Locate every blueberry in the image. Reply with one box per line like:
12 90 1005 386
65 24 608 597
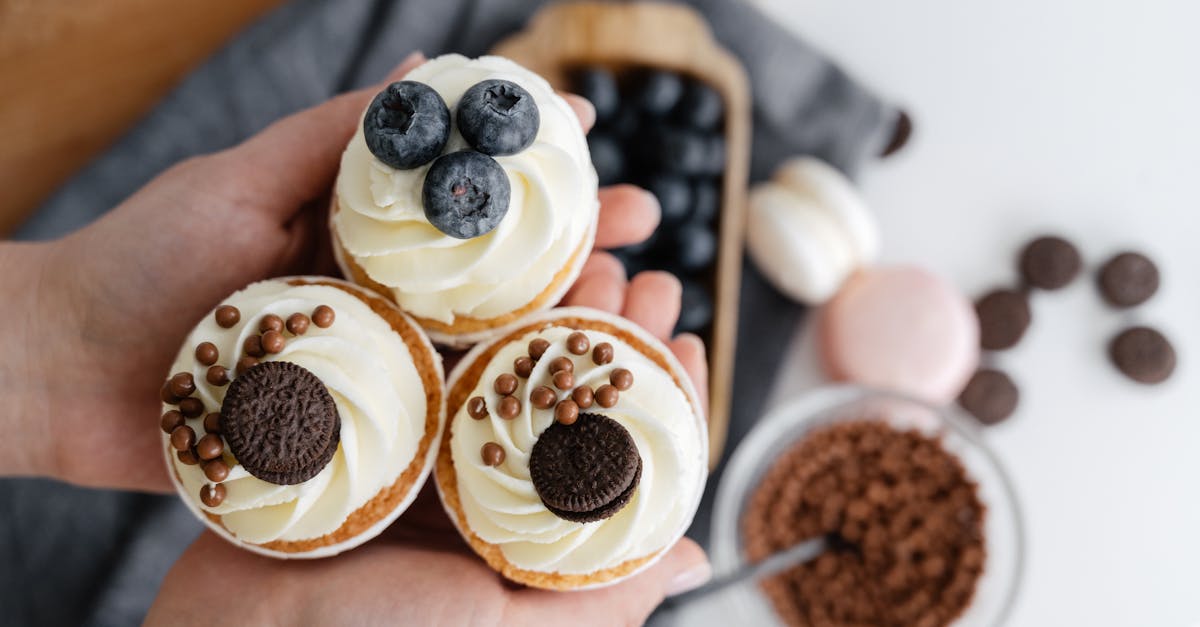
674 81 723 130
575 67 620 123
605 106 642 140
702 134 726 175
672 222 717 272
422 151 510 239
635 71 684 117
645 175 692 224
587 133 625 186
691 181 720 224
457 79 540 156
363 81 451 170
675 279 714 335
650 126 708 175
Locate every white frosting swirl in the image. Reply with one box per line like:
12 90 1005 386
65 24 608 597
166 280 429 544
333 54 598 324
450 327 705 575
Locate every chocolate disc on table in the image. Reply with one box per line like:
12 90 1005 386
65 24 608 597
220 361 341 485
529 413 642 523
1098 251 1159 308
1019 235 1081 290
958 368 1019 425
1109 326 1176 384
975 289 1031 350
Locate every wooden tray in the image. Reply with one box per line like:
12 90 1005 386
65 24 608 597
494 2 750 468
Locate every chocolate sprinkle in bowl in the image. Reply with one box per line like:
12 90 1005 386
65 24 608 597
710 386 1024 626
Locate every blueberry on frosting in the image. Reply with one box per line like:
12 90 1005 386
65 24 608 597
363 81 451 169
456 79 540 156
422 150 511 239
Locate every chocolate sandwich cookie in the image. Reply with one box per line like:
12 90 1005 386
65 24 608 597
1020 235 1081 290
958 368 1020 425
1098 251 1159 308
530 413 642 523
221 360 341 485
1109 326 1176 384
975 289 1031 350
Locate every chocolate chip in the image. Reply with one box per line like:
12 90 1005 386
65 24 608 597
530 413 642 523
200 483 226 507
261 330 286 354
221 361 340 485
170 425 196 451
566 331 590 355
286 313 311 335
215 305 240 328
1110 326 1176 384
1098 251 1159 308
553 370 574 390
595 384 619 408
203 412 222 434
975 289 1031 350
259 314 284 333
203 459 230 482
467 396 489 420
481 442 506 466
572 386 594 409
161 410 184 434
312 305 335 328
548 356 573 375
494 373 518 396
592 342 614 365
880 109 914 158
195 342 219 366
243 335 265 358
196 434 224 461
528 338 551 361
168 372 196 398
235 356 258 376
555 400 579 425
514 356 534 378
530 386 557 410
178 398 204 419
206 365 229 386
177 449 200 465
160 382 181 404
609 368 634 391
1020 235 1081 290
498 396 521 420
958 369 1019 425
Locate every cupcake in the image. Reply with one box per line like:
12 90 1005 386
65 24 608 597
435 307 708 589
158 277 444 558
331 54 599 347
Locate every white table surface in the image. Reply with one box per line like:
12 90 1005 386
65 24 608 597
710 1 1200 625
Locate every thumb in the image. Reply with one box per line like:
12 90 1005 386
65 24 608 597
505 538 711 626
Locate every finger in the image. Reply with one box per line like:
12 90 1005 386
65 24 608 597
559 93 596 133
669 333 709 416
561 252 627 313
622 271 682 340
505 539 710 626
595 185 660 249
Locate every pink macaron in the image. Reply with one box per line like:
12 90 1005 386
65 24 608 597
819 266 980 404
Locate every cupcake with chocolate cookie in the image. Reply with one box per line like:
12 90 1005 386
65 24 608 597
331 54 599 347
159 277 444 558
435 307 707 589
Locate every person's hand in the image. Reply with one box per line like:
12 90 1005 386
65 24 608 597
1 52 666 492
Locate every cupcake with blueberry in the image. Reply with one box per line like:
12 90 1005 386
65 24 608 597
435 307 708 589
331 54 599 347
159 277 444 558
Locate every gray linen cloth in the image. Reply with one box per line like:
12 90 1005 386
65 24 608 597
3 1 894 624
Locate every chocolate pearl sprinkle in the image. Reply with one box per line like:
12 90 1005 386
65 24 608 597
215 305 240 328
566 331 590 355
481 442 506 467
160 382 181 404
595 384 619 408
168 372 196 398
494 373 518 396
529 338 551 361
312 305 335 328
259 314 284 333
177 448 200 466
160 410 185 434
195 342 219 366
286 313 310 335
203 459 230 482
592 342 614 365
261 330 286 354
178 397 205 419
530 386 557 410
196 434 224 461
203 412 222 434
243 335 265 358
610 368 634 391
206 365 229 386
514 356 534 378
498 396 521 420
236 356 258 376
572 386 594 409
548 356 574 375
467 396 489 420
555 400 579 425
553 370 574 391
200 483 226 508
170 425 196 451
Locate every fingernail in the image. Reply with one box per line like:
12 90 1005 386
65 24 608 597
666 560 712 596
564 94 596 130
637 187 662 222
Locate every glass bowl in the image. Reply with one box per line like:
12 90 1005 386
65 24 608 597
710 385 1024 626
